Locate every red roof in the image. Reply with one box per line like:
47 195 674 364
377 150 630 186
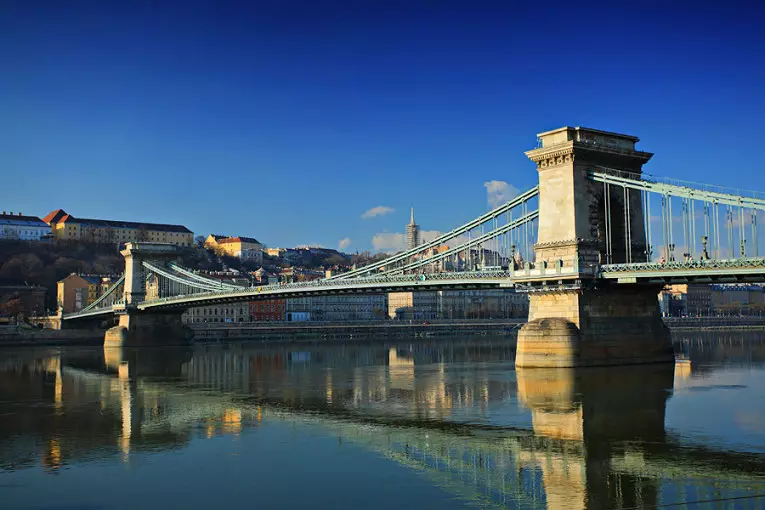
43 209 69 224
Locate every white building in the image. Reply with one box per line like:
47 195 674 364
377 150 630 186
0 212 51 241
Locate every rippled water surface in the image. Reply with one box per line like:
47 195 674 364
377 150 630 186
1 333 764 509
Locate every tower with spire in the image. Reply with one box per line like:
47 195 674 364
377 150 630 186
406 207 420 250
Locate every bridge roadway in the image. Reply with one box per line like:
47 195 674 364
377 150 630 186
64 256 765 323
13 344 762 510
601 257 765 283
64 268 586 321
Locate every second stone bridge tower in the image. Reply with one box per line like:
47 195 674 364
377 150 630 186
516 127 673 368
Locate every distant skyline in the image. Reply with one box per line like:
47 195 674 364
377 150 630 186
3 1 764 252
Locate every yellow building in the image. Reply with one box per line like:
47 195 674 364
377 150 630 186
204 234 263 263
57 274 121 313
44 209 193 246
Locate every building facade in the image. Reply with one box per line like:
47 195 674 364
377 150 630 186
438 289 529 319
249 299 287 321
287 294 388 321
183 303 251 324
711 284 765 315
205 235 263 263
388 291 438 320
0 212 51 241
44 209 193 246
658 284 712 317
658 284 765 316
388 289 528 320
57 274 121 313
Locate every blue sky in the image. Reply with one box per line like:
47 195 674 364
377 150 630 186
2 1 764 252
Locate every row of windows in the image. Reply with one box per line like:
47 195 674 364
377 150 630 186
192 307 248 316
252 303 284 312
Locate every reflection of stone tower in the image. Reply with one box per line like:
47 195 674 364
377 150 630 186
515 364 674 510
406 208 419 250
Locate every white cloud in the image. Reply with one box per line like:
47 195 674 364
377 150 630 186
361 206 395 219
420 230 443 244
338 237 352 250
371 233 406 253
484 180 519 209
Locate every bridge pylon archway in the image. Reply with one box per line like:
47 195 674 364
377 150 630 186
516 127 673 368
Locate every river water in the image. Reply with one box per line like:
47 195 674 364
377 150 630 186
0 333 764 509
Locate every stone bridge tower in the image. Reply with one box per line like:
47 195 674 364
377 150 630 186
121 242 180 305
516 127 673 368
105 242 188 347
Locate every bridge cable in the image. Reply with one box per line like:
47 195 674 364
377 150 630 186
753 209 758 257
167 263 242 290
714 202 721 258
604 181 611 264
727 205 734 258
333 185 538 280
78 274 126 313
668 192 674 261
739 203 746 257
613 492 765 510
378 211 538 276
623 186 628 262
690 198 696 256
142 261 224 293
681 198 688 260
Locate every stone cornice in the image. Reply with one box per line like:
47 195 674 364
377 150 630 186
535 238 599 249
525 141 652 170
525 143 575 170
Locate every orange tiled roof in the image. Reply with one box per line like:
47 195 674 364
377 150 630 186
43 209 68 224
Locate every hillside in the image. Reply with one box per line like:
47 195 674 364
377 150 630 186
0 241 362 312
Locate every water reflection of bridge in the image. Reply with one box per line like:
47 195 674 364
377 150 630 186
2 338 765 509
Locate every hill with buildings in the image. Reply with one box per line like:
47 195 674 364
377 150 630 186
0 239 364 316
0 241 225 313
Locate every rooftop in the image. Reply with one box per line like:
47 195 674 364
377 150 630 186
0 213 48 226
534 126 642 152
217 236 262 245
47 209 192 233
537 126 640 142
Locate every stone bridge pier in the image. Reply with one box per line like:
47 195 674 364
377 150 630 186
104 242 190 348
516 127 673 368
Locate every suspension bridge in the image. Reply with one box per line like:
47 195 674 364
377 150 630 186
54 126 765 367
